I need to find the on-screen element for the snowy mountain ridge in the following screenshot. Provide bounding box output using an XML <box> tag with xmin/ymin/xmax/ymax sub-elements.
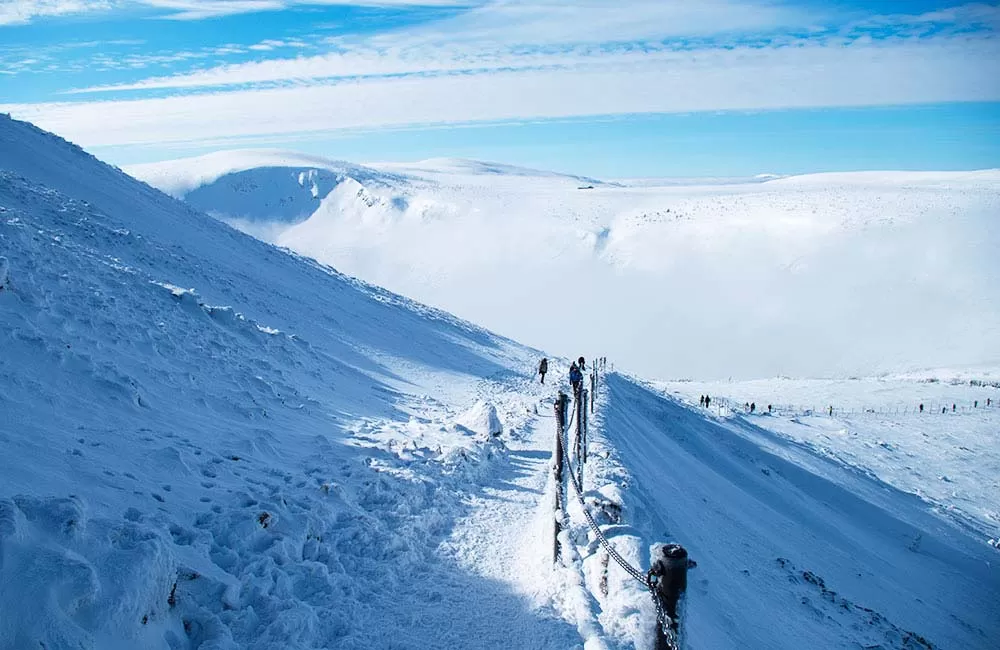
<box><xmin>3</xmin><ymin>115</ymin><xmax>999</xmax><ymax>650</ymax></box>
<box><xmin>131</xmin><ymin>151</ymin><xmax>1000</xmax><ymax>381</ymax></box>
<box><xmin>0</xmin><ymin>114</ymin><xmax>588</xmax><ymax>649</ymax></box>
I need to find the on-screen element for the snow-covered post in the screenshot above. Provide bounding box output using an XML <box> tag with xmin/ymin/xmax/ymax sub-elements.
<box><xmin>0</xmin><ymin>256</ymin><xmax>9</xmax><ymax>292</ymax></box>
<box><xmin>579</xmin><ymin>388</ymin><xmax>588</xmax><ymax>483</ymax></box>
<box><xmin>573</xmin><ymin>384</ymin><xmax>584</xmax><ymax>474</ymax></box>
<box><xmin>590</xmin><ymin>371</ymin><xmax>596</xmax><ymax>414</ymax></box>
<box><xmin>650</xmin><ymin>543</ymin><xmax>689</xmax><ymax>650</ymax></box>
<box><xmin>553</xmin><ymin>391</ymin><xmax>568</xmax><ymax>564</ymax></box>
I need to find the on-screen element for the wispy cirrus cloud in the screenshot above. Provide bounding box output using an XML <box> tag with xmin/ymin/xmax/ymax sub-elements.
<box><xmin>61</xmin><ymin>1</ymin><xmax>1000</xmax><ymax>96</ymax></box>
<box><xmin>0</xmin><ymin>0</ymin><xmax>470</xmax><ymax>25</ymax></box>
<box><xmin>3</xmin><ymin>1</ymin><xmax>997</xmax><ymax>164</ymax></box>
<box><xmin>7</xmin><ymin>33</ymin><xmax>998</xmax><ymax>150</ymax></box>
<box><xmin>0</xmin><ymin>0</ymin><xmax>113</xmax><ymax>26</ymax></box>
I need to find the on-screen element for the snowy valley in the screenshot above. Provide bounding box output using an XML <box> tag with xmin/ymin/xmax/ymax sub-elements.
<box><xmin>129</xmin><ymin>153</ymin><xmax>1000</xmax><ymax>381</ymax></box>
<box><xmin>1</xmin><ymin>114</ymin><xmax>999</xmax><ymax>650</ymax></box>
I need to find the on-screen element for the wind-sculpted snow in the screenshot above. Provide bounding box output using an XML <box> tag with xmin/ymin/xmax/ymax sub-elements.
<box><xmin>127</xmin><ymin>151</ymin><xmax>413</xmax><ymax>246</ymax></box>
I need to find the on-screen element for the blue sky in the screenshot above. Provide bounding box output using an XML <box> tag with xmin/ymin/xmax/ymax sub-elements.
<box><xmin>1</xmin><ymin>0</ymin><xmax>998</xmax><ymax>176</ymax></box>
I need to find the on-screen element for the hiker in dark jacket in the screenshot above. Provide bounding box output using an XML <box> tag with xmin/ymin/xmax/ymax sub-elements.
<box><xmin>578</xmin><ymin>356</ymin><xmax>586</xmax><ymax>371</ymax></box>
<box><xmin>538</xmin><ymin>358</ymin><xmax>548</xmax><ymax>384</ymax></box>
<box><xmin>569</xmin><ymin>362</ymin><xmax>583</xmax><ymax>393</ymax></box>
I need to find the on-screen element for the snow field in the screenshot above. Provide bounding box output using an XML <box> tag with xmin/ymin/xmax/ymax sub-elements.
<box><xmin>658</xmin><ymin>376</ymin><xmax>1000</xmax><ymax>540</ymax></box>
<box><xmin>130</xmin><ymin>153</ymin><xmax>1000</xmax><ymax>381</ymax></box>
<box><xmin>598</xmin><ymin>373</ymin><xmax>1000</xmax><ymax>650</ymax></box>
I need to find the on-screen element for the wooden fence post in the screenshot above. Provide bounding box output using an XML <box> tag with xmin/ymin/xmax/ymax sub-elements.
<box><xmin>580</xmin><ymin>388</ymin><xmax>588</xmax><ymax>482</ymax></box>
<box><xmin>553</xmin><ymin>391</ymin><xmax>567</xmax><ymax>564</ymax></box>
<box><xmin>590</xmin><ymin>371</ymin><xmax>596</xmax><ymax>413</ymax></box>
<box><xmin>574</xmin><ymin>385</ymin><xmax>584</xmax><ymax>467</ymax></box>
<box><xmin>650</xmin><ymin>543</ymin><xmax>689</xmax><ymax>650</ymax></box>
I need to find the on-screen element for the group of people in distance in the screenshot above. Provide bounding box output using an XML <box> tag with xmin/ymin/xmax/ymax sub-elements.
<box><xmin>537</xmin><ymin>356</ymin><xmax>589</xmax><ymax>392</ymax></box>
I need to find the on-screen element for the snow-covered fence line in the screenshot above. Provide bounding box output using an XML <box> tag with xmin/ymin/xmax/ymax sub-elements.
<box><xmin>551</xmin><ymin>363</ymin><xmax>689</xmax><ymax>650</ymax></box>
<box><xmin>706</xmin><ymin>396</ymin><xmax>997</xmax><ymax>420</ymax></box>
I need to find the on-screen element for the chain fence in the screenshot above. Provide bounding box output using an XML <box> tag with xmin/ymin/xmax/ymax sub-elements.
<box><xmin>704</xmin><ymin>395</ymin><xmax>998</xmax><ymax>420</ymax></box>
<box><xmin>558</xmin><ymin>386</ymin><xmax>679</xmax><ymax>649</ymax></box>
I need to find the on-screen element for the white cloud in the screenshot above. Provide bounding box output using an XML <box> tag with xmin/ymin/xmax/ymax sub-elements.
<box><xmin>0</xmin><ymin>0</ymin><xmax>468</xmax><ymax>24</ymax></box>
<box><xmin>60</xmin><ymin>0</ymin><xmax>1000</xmax><ymax>96</ymax></box>
<box><xmin>138</xmin><ymin>1</ymin><xmax>285</xmax><ymax>21</ymax></box>
<box><xmin>7</xmin><ymin>35</ymin><xmax>999</xmax><ymax>149</ymax></box>
<box><xmin>0</xmin><ymin>0</ymin><xmax>112</xmax><ymax>25</ymax></box>
<box><xmin>378</xmin><ymin>0</ymin><xmax>820</xmax><ymax>47</ymax></box>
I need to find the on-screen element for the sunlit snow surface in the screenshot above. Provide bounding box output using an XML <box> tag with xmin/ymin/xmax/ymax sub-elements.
<box><xmin>2</xmin><ymin>116</ymin><xmax>998</xmax><ymax>650</ymax></box>
<box><xmin>658</xmin><ymin>374</ymin><xmax>1000</xmax><ymax>540</ymax></box>
<box><xmin>130</xmin><ymin>154</ymin><xmax>1000</xmax><ymax>380</ymax></box>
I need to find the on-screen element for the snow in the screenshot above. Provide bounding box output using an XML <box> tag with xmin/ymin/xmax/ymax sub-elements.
<box><xmin>130</xmin><ymin>152</ymin><xmax>1000</xmax><ymax>381</ymax></box>
<box><xmin>455</xmin><ymin>400</ymin><xmax>504</xmax><ymax>438</ymax></box>
<box><xmin>0</xmin><ymin>115</ymin><xmax>582</xmax><ymax>649</ymax></box>
<box><xmin>126</xmin><ymin>150</ymin><xmax>404</xmax><ymax>199</ymax></box>
<box><xmin>656</xmin><ymin>374</ymin><xmax>1000</xmax><ymax>540</ymax></box>
<box><xmin>599</xmin><ymin>373</ymin><xmax>1000</xmax><ymax>650</ymax></box>
<box><xmin>5</xmin><ymin>113</ymin><xmax>1000</xmax><ymax>650</ymax></box>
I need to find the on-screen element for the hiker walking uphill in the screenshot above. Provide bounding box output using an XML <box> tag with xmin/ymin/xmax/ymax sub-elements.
<box><xmin>538</xmin><ymin>358</ymin><xmax>548</xmax><ymax>384</ymax></box>
<box><xmin>569</xmin><ymin>362</ymin><xmax>583</xmax><ymax>394</ymax></box>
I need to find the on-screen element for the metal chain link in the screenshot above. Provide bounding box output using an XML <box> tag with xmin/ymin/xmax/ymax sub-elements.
<box><xmin>561</xmin><ymin>399</ymin><xmax>651</xmax><ymax>584</ymax></box>
<box><xmin>561</xmin><ymin>391</ymin><xmax>678</xmax><ymax>649</ymax></box>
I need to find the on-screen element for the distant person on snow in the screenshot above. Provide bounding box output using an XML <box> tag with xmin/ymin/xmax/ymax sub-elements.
<box><xmin>578</xmin><ymin>356</ymin><xmax>586</xmax><ymax>371</ymax></box>
<box><xmin>952</xmin><ymin>403</ymin><xmax>956</xmax><ymax>412</ymax></box>
<box><xmin>750</xmin><ymin>402</ymin><xmax>756</xmax><ymax>414</ymax></box>
<box><xmin>919</xmin><ymin>403</ymin><xmax>924</xmax><ymax>413</ymax></box>
<box><xmin>704</xmin><ymin>395</ymin><xmax>711</xmax><ymax>408</ymax></box>
<box><xmin>699</xmin><ymin>395</ymin><xmax>705</xmax><ymax>407</ymax></box>
<box><xmin>538</xmin><ymin>358</ymin><xmax>548</xmax><ymax>384</ymax></box>
<box><xmin>569</xmin><ymin>362</ymin><xmax>583</xmax><ymax>394</ymax></box>
<box><xmin>768</xmin><ymin>404</ymin><xmax>772</xmax><ymax>414</ymax></box>
<box><xmin>828</xmin><ymin>405</ymin><xmax>833</xmax><ymax>416</ymax></box>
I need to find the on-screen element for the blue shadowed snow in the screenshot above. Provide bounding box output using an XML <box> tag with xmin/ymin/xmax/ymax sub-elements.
<box><xmin>3</xmin><ymin>114</ymin><xmax>999</xmax><ymax>649</ymax></box>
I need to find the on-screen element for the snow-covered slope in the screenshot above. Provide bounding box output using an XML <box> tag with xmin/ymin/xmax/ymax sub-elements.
<box><xmin>130</xmin><ymin>154</ymin><xmax>1000</xmax><ymax>381</ymax></box>
<box><xmin>6</xmin><ymin>117</ymin><xmax>999</xmax><ymax>650</ymax></box>
<box><xmin>0</xmin><ymin>116</ymin><xmax>595</xmax><ymax>649</ymax></box>
<box><xmin>126</xmin><ymin>151</ymin><xmax>408</xmax><ymax>240</ymax></box>
<box><xmin>598</xmin><ymin>373</ymin><xmax>1000</xmax><ymax>650</ymax></box>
